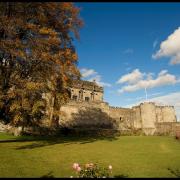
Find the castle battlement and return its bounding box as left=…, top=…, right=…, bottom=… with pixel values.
left=70, top=80, right=103, bottom=92
left=139, top=102, right=155, bottom=106
left=109, top=106, right=131, bottom=110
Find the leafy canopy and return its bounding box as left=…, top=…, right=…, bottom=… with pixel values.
left=0, top=2, right=83, bottom=127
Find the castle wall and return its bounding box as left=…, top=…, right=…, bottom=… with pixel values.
left=161, top=106, right=177, bottom=122
left=140, top=102, right=156, bottom=128
left=42, top=80, right=178, bottom=136
left=155, top=106, right=163, bottom=123
left=132, top=106, right=142, bottom=129
left=108, top=107, right=134, bottom=130
left=59, top=100, right=178, bottom=135
left=59, top=101, right=114, bottom=128
left=94, top=91, right=103, bottom=102
left=139, top=102, right=156, bottom=135
left=59, top=101, right=136, bottom=131
left=60, top=105, right=80, bottom=125
left=155, top=122, right=179, bottom=135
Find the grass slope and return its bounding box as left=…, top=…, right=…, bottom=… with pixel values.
left=0, top=132, right=180, bottom=178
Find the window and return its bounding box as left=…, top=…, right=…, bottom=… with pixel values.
left=72, top=95, right=78, bottom=101
left=85, top=97, right=90, bottom=102
left=79, top=91, right=83, bottom=100
left=91, top=93, right=94, bottom=101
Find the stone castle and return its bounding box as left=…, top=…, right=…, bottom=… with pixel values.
left=58, top=80, right=179, bottom=135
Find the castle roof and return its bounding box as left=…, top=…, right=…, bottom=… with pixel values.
left=70, top=79, right=103, bottom=92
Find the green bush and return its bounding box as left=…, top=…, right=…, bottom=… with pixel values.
left=71, top=163, right=112, bottom=178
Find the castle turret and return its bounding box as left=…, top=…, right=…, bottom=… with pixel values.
left=139, top=102, right=157, bottom=135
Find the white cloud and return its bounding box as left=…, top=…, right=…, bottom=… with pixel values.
left=88, top=75, right=111, bottom=87
left=126, top=92, right=180, bottom=121
left=123, top=48, right=134, bottom=54
left=80, top=68, right=97, bottom=78
left=117, top=69, right=179, bottom=93
left=170, top=53, right=180, bottom=65
left=158, top=70, right=168, bottom=76
left=80, top=68, right=111, bottom=87
left=116, top=69, right=144, bottom=85
left=149, top=92, right=164, bottom=97
left=152, top=27, right=180, bottom=65
left=125, top=92, right=164, bottom=102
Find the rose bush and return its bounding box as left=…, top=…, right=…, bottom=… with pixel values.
left=71, top=162, right=112, bottom=178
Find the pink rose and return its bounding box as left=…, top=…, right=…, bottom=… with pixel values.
left=76, top=166, right=81, bottom=172
left=108, top=165, right=112, bottom=170
left=72, top=163, right=79, bottom=170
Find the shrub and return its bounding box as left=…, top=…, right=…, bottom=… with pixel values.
left=71, top=162, right=112, bottom=178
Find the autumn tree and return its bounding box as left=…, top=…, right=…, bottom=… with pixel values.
left=0, top=2, right=83, bottom=129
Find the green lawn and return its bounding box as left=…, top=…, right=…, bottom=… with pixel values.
left=0, top=132, right=180, bottom=178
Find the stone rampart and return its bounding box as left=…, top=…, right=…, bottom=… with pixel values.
left=155, top=122, right=180, bottom=135
left=59, top=101, right=117, bottom=129
left=161, top=106, right=177, bottom=122
left=108, top=107, right=134, bottom=130
left=43, top=80, right=178, bottom=135
left=132, top=106, right=142, bottom=129
left=58, top=101, right=178, bottom=135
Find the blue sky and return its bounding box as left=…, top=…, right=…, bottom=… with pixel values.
left=74, top=3, right=180, bottom=120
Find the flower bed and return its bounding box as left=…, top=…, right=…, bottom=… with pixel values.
left=71, top=162, right=113, bottom=178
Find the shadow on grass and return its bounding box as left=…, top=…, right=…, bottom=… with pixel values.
left=0, top=132, right=119, bottom=150
left=39, top=172, right=128, bottom=178
left=40, top=172, right=128, bottom=178
left=0, top=107, right=120, bottom=149
left=114, top=174, right=128, bottom=178
left=14, top=135, right=118, bottom=150
left=167, top=168, right=180, bottom=177
left=40, top=171, right=55, bottom=178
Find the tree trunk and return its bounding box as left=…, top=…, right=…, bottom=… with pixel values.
left=49, top=96, right=55, bottom=127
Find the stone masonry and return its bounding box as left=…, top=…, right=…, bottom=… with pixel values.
left=56, top=80, right=179, bottom=135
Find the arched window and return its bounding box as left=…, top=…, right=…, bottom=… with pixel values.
left=85, top=97, right=90, bottom=102
left=91, top=92, right=94, bottom=101
left=70, top=89, right=74, bottom=99
left=72, top=95, right=78, bottom=101
left=79, top=90, right=83, bottom=100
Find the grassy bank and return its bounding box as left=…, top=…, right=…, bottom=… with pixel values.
left=0, top=132, right=180, bottom=177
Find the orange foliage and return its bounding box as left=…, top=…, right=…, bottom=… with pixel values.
left=0, top=2, right=83, bottom=125
left=72, top=53, right=78, bottom=61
